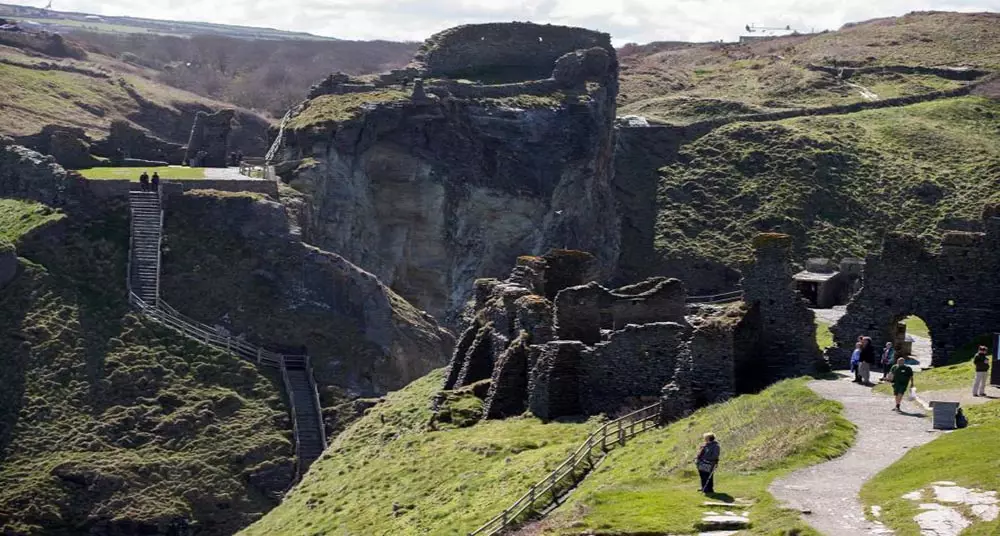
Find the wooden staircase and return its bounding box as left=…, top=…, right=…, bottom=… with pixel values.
left=126, top=190, right=327, bottom=478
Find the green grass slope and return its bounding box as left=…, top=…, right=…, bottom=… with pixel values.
left=0, top=200, right=292, bottom=534
left=241, top=369, right=599, bottom=536
left=656, top=96, right=1000, bottom=266
left=861, top=401, right=1000, bottom=535
left=0, top=198, right=63, bottom=243
left=537, top=378, right=854, bottom=535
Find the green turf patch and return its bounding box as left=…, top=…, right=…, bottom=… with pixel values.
left=861, top=400, right=1000, bottom=535
left=287, top=90, right=410, bottom=131
left=76, top=166, right=206, bottom=180
left=538, top=378, right=855, bottom=535
left=903, top=316, right=930, bottom=339
left=0, top=199, right=63, bottom=244
left=240, top=369, right=598, bottom=536
left=816, top=319, right=834, bottom=350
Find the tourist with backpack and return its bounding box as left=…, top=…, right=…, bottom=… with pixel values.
left=695, top=433, right=720, bottom=494
left=972, top=345, right=990, bottom=397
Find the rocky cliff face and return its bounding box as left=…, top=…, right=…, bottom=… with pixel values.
left=272, top=23, right=621, bottom=322
left=160, top=190, right=455, bottom=399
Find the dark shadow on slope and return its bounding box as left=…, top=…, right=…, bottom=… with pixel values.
left=0, top=261, right=38, bottom=463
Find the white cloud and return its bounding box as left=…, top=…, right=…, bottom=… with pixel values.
left=49, top=0, right=1000, bottom=44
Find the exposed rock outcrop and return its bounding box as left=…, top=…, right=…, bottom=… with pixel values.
left=159, top=190, right=455, bottom=398
left=272, top=22, right=620, bottom=322
left=0, top=137, right=69, bottom=205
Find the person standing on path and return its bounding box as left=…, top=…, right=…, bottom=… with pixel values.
left=139, top=171, right=149, bottom=191
left=695, top=433, right=720, bottom=494
left=972, top=345, right=990, bottom=397
left=880, top=342, right=895, bottom=380
left=888, top=357, right=915, bottom=411
left=850, top=342, right=863, bottom=383
left=151, top=172, right=160, bottom=193
left=859, top=337, right=876, bottom=385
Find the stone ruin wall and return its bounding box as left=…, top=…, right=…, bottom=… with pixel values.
left=442, top=240, right=823, bottom=424
left=184, top=109, right=234, bottom=168
left=412, top=22, right=614, bottom=80
left=830, top=204, right=1000, bottom=368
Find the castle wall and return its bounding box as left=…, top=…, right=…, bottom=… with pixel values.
left=580, top=322, right=687, bottom=415
left=830, top=206, right=1000, bottom=367
left=528, top=341, right=587, bottom=420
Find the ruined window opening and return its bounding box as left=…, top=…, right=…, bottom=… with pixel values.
left=868, top=324, right=877, bottom=330
left=947, top=299, right=956, bottom=306
left=885, top=298, right=893, bottom=306
left=768, top=299, right=775, bottom=305
left=538, top=36, right=544, bottom=42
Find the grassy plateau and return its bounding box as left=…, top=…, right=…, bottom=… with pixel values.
left=76, top=166, right=207, bottom=180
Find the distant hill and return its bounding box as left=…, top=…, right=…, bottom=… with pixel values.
left=618, top=11, right=1000, bottom=124
left=0, top=2, right=333, bottom=40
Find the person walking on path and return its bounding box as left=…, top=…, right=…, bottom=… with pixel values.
left=880, top=342, right=895, bottom=380
left=850, top=342, right=863, bottom=383
left=972, top=345, right=990, bottom=397
left=139, top=171, right=149, bottom=191
left=695, top=433, right=720, bottom=494
left=859, top=337, right=876, bottom=385
left=151, top=172, right=160, bottom=192
left=887, top=357, right=915, bottom=411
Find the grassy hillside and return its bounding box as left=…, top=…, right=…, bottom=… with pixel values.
left=655, top=96, right=1000, bottom=266
left=0, top=44, right=256, bottom=139
left=0, top=199, right=293, bottom=534
left=537, top=378, right=854, bottom=535
left=241, top=369, right=599, bottom=536
left=861, top=400, right=1000, bottom=535
left=619, top=12, right=999, bottom=124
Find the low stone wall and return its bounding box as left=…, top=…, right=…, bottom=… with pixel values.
left=805, top=63, right=989, bottom=81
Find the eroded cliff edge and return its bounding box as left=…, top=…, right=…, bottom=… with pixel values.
left=271, top=23, right=622, bottom=321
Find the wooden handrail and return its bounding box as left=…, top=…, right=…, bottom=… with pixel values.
left=686, top=290, right=744, bottom=304
left=469, top=402, right=661, bottom=536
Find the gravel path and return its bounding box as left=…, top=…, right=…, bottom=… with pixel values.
left=770, top=374, right=940, bottom=535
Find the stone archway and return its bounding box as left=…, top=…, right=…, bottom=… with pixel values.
left=829, top=205, right=1000, bottom=368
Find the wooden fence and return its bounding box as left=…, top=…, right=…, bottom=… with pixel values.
left=469, top=402, right=661, bottom=536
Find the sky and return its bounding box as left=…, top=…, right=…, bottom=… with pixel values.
left=43, top=0, right=1000, bottom=44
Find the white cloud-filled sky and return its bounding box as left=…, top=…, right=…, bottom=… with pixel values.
left=46, top=0, right=1000, bottom=43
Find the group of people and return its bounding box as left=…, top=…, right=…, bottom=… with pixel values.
left=851, top=335, right=915, bottom=411
left=849, top=337, right=898, bottom=385
left=138, top=171, right=160, bottom=192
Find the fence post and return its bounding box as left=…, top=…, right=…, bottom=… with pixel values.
left=618, top=421, right=625, bottom=446
left=257, top=348, right=262, bottom=365
left=602, top=426, right=607, bottom=451
left=529, top=484, right=536, bottom=507
left=501, top=509, right=507, bottom=526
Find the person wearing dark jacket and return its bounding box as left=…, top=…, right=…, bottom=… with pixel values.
left=695, top=433, right=720, bottom=494
left=139, top=171, right=149, bottom=191
left=973, top=345, right=990, bottom=397
left=151, top=172, right=160, bottom=192
left=859, top=337, right=876, bottom=385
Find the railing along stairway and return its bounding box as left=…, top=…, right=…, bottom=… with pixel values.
left=469, top=402, right=662, bottom=536
left=127, top=190, right=326, bottom=477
